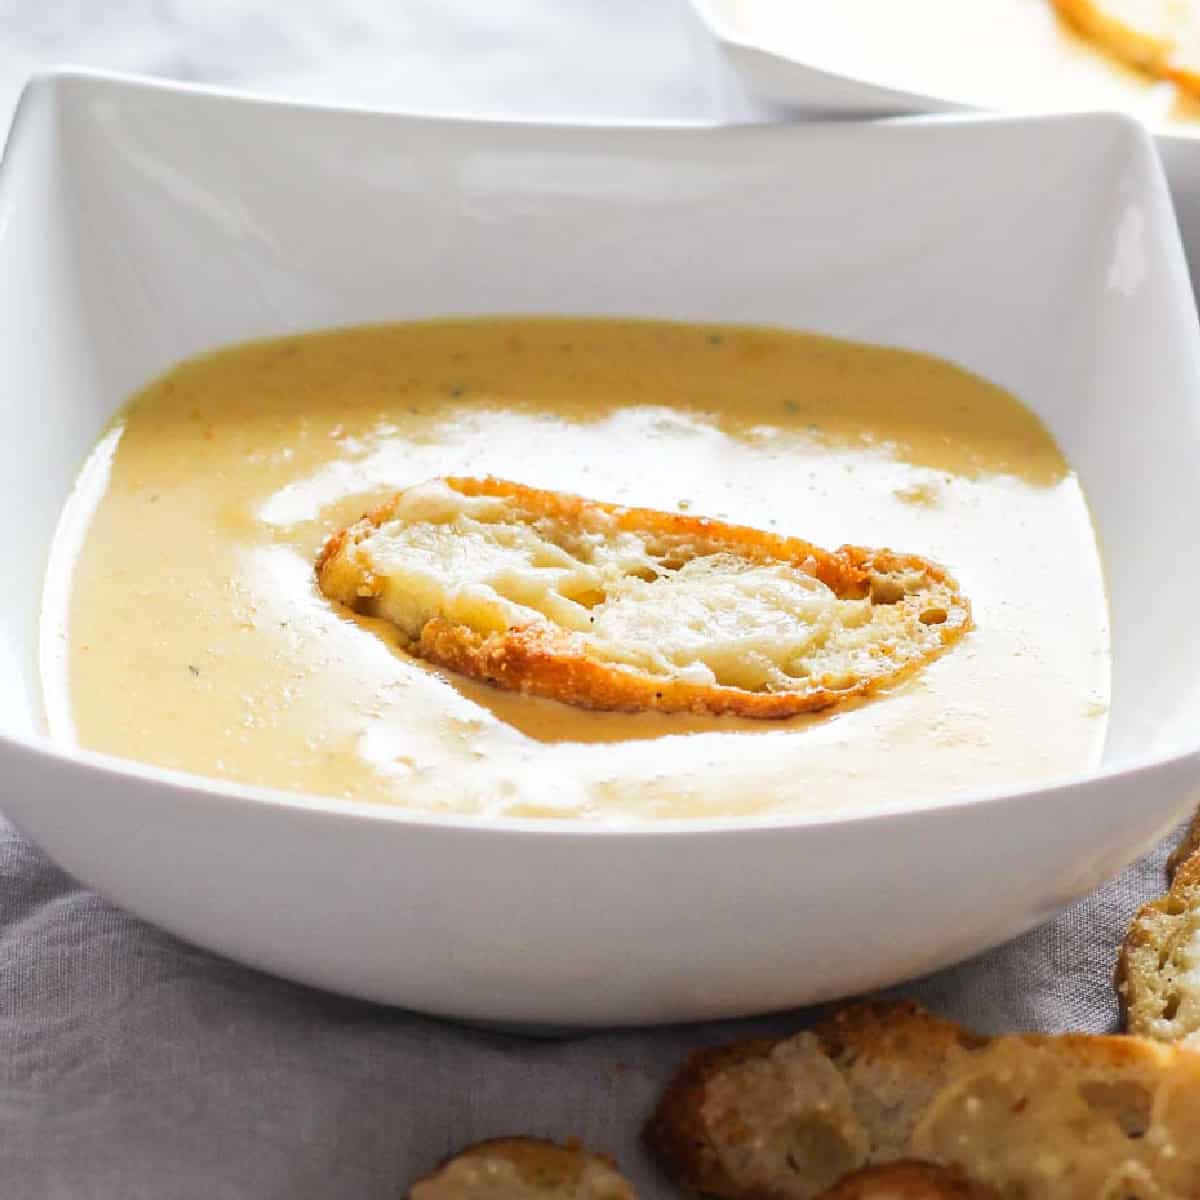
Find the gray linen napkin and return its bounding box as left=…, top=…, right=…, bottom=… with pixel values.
left=0, top=812, right=1185, bottom=1200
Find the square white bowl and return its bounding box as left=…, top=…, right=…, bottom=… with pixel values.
left=1, top=72, right=1199, bottom=1025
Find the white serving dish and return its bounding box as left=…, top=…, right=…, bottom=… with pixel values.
left=690, top=0, right=1196, bottom=123
left=690, top=0, right=1200, bottom=297
left=2, top=72, right=1199, bottom=1027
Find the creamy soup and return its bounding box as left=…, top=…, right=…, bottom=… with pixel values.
left=720, top=0, right=1200, bottom=126
left=41, top=319, right=1110, bottom=822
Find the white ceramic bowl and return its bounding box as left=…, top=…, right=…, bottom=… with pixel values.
left=690, top=0, right=1199, bottom=123
left=2, top=72, right=1200, bottom=1027
left=690, top=0, right=1200, bottom=299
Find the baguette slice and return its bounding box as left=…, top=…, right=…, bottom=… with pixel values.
left=1050, top=0, right=1200, bottom=96
left=645, top=1000, right=1200, bottom=1200
left=1117, top=849, right=1200, bottom=1042
left=909, top=1030, right=1200, bottom=1198
left=317, top=477, right=970, bottom=719
left=815, top=1164, right=998, bottom=1200
left=1167, top=805, right=1200, bottom=882
left=642, top=1002, right=984, bottom=1200
left=408, top=1139, right=636, bottom=1200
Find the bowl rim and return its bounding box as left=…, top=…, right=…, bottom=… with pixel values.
left=1, top=64, right=724, bottom=159
left=2, top=67, right=1197, bottom=837
left=1, top=61, right=1164, bottom=152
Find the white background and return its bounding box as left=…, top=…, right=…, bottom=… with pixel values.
left=0, top=0, right=765, bottom=145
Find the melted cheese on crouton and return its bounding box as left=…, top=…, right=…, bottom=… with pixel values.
left=317, top=477, right=968, bottom=713
left=353, top=482, right=883, bottom=690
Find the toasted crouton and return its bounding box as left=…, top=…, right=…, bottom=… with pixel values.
left=815, top=1163, right=998, bottom=1200
left=909, top=1031, right=1200, bottom=1197
left=1050, top=0, right=1200, bottom=96
left=645, top=1000, right=1200, bottom=1200
left=317, top=477, right=970, bottom=719
left=1117, top=850, right=1200, bottom=1042
left=408, top=1139, right=636, bottom=1200
left=642, top=1002, right=983, bottom=1200
left=1167, top=805, right=1200, bottom=882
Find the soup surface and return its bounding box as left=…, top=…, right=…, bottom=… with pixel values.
left=719, top=0, right=1200, bottom=126
left=42, top=319, right=1110, bottom=822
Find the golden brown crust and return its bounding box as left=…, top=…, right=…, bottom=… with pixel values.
left=1169, top=58, right=1200, bottom=97
left=641, top=1039, right=780, bottom=1200
left=1116, top=850, right=1200, bottom=1041
left=1167, top=806, right=1200, bottom=882
left=317, top=476, right=971, bottom=719
left=1050, top=0, right=1200, bottom=97
left=414, top=543, right=961, bottom=720
left=810, top=999, right=987, bottom=1063
left=408, top=1138, right=635, bottom=1200
left=814, top=1163, right=999, bottom=1200
left=1051, top=0, right=1170, bottom=71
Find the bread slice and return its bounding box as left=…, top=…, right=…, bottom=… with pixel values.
left=316, top=477, right=970, bottom=718
left=408, top=1138, right=636, bottom=1200
left=1050, top=0, right=1200, bottom=96
left=909, top=1030, right=1200, bottom=1197
left=644, top=999, right=1200, bottom=1200
left=814, top=1163, right=998, bottom=1200
left=1117, top=850, right=1200, bottom=1043
left=1114, top=806, right=1200, bottom=1040
left=642, top=1002, right=984, bottom=1200
left=1167, top=805, right=1200, bottom=882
